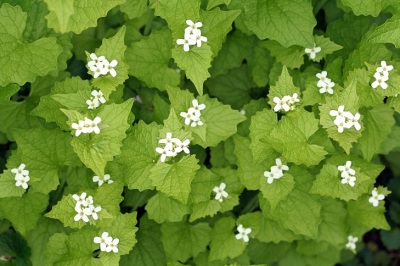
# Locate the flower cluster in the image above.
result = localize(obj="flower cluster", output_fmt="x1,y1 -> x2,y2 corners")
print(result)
371,61 -> 393,89
93,232 -> 119,253
368,188 -> 385,207
93,174 -> 113,187
346,235 -> 358,251
72,192 -> 102,223
87,53 -> 118,78
87,90 -> 106,110
176,20 -> 207,52
338,161 -> 356,187
329,106 -> 361,133
155,132 -> 190,162
11,164 -> 30,190
180,99 -> 206,127
272,93 -> 300,112
263,158 -> 289,184
212,182 -> 228,202
71,117 -> 102,137
304,44 -> 321,60
235,224 -> 252,243
316,71 -> 335,94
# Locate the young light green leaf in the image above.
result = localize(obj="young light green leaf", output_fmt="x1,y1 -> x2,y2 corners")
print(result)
145,193 -> 189,223
312,35 -> 343,62
189,200 -> 221,222
262,41 -> 304,69
267,66 -> 301,108
44,0 -> 125,33
340,0 -> 388,17
264,110 -> 327,166
356,104 -> 395,161
120,0 -> 148,19
0,4 -> 62,87
0,170 -> 25,198
207,0 -> 232,10
161,221 -> 211,262
125,29 -> 180,91
115,121 -> 160,191
150,155 -> 200,204
0,191 -> 48,236
65,99 -> 134,177
260,173 -> 295,209
90,26 -> 129,97
209,216 -> 247,261
367,16 -> 400,48
229,0 -> 315,47
317,198 -> 347,245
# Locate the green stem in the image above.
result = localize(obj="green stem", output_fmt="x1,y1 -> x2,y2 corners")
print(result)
143,12 -> 154,36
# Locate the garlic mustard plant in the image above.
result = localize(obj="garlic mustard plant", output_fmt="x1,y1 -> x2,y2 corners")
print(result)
235,224 -> 251,242
94,232 -> 119,253
304,44 -> 321,60
155,132 -> 190,162
212,182 -> 228,202
180,99 -> 206,127
93,174 -> 113,187
369,188 -> 385,207
263,158 -> 289,184
176,20 -> 207,52
346,235 -> 358,251
72,193 -> 102,223
87,53 -> 118,78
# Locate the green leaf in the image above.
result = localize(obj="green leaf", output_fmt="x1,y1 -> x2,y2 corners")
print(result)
0,170 -> 25,198
260,173 -> 295,209
172,45 -> 213,95
189,200 -> 221,222
269,190 -> 322,238
0,229 -> 31,264
45,233 -> 68,265
150,155 -> 200,204
0,191 -> 48,236
317,198 -> 347,246
380,228 -> 400,250
207,0 -> 232,10
115,121 -> 160,191
161,221 -> 211,262
125,29 -> 180,91
189,166 -> 221,204
0,84 -> 19,102
199,8 -> 241,57
0,4 -> 62,86
356,104 -> 395,160
64,99 -> 134,177
44,0 -> 125,33
249,109 -> 278,165
319,80 -> 362,153
264,110 -> 327,166
262,41 -> 304,69
120,0 -> 148,19
347,194 -> 390,235
209,216 -> 247,261
312,35 -> 343,62
145,193 -> 189,223
90,26 -> 129,97
229,0 -> 315,47
13,128 -> 79,194
367,16 -> 400,48
340,0 -> 389,17
248,42 -> 274,87
120,214 -> 166,266
267,66 -> 301,108
31,77 -> 92,130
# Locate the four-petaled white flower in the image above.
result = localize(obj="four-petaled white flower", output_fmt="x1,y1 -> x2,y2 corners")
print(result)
329,106 -> 362,133
15,175 -> 30,190
155,146 -> 175,163
273,96 -> 290,112
71,117 -> 102,136
264,170 -> 281,184
72,192 -> 101,223
376,60 -> 393,77
155,132 -> 190,163
175,139 -> 190,154
93,174 -> 114,187
94,232 -> 112,252
341,175 -> 356,187
264,158 -> 289,184
94,232 -> 119,253
11,163 -> 29,179
235,224 -> 252,243
319,80 -> 335,94
159,132 -> 181,151
87,53 -> 118,78
369,188 -> 385,207
338,161 -> 356,178
71,120 -> 87,137
213,182 -> 228,202
87,90 -> 106,110
305,44 -> 321,60
316,71 -> 330,87
346,235 -> 358,251
180,99 -> 206,127
176,20 -> 207,52
371,72 -> 389,89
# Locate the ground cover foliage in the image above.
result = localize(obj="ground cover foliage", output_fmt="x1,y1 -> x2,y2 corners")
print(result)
0,0 -> 400,265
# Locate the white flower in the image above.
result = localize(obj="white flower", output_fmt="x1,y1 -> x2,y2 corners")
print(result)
74,207 -> 89,223
84,204 -> 102,220
288,93 -> 300,105
338,161 -> 356,178
155,147 -> 175,162
11,163 -> 29,179
191,119 -> 203,127
91,90 -> 106,104
176,37 -> 196,52
316,71 -> 331,87
191,99 -> 206,117
91,62 -> 108,78
319,81 -> 335,94
270,158 -> 289,176
369,188 -> 385,207
88,53 -> 106,68
159,132 -> 180,151
85,117 -> 101,134
346,235 -> 358,251
72,192 -> 88,206
305,44 -> 321,60
106,238 -> 119,253
175,139 -> 190,154
235,224 -> 251,242
180,109 -> 199,126
86,99 -> 99,110
376,61 -> 393,77
185,20 -> 202,36
191,32 -> 207,47
213,182 -> 228,202
346,112 -> 361,131
263,170 -> 283,184
15,175 -> 30,190
104,59 -> 118,77
273,96 -> 290,112
71,120 -> 87,137
371,72 -> 389,89
341,175 -> 356,187
329,105 -> 345,117
333,115 -> 350,133
94,232 -> 112,252
93,174 -> 113,187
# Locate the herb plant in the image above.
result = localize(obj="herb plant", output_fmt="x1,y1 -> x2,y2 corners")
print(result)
0,0 -> 399,265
